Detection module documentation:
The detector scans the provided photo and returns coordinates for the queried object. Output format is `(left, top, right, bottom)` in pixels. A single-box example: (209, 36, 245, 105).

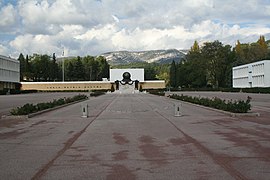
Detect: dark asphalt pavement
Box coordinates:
(0, 93, 269, 179)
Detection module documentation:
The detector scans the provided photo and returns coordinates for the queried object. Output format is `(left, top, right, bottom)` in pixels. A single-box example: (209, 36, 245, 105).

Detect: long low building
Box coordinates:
(233, 60, 270, 88)
(20, 81, 165, 91)
(21, 68, 165, 91)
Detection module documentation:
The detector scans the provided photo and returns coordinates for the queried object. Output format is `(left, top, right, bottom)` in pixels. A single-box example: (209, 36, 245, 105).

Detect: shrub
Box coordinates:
(10, 103, 37, 115)
(148, 89, 165, 96)
(176, 87, 270, 94)
(10, 94, 88, 115)
(89, 90, 106, 97)
(169, 94, 251, 113)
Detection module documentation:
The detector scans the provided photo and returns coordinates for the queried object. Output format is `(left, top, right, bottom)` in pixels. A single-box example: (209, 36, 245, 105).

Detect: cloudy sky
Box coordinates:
(0, 0, 270, 58)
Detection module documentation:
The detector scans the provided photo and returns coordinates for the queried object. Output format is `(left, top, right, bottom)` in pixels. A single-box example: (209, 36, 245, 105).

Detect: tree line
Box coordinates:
(18, 53, 110, 81)
(170, 36, 270, 89)
(18, 53, 168, 82)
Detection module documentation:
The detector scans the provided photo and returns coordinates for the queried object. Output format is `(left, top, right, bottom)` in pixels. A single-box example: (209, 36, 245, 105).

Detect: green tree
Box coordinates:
(235, 36, 269, 65)
(49, 53, 59, 81)
(144, 65, 157, 80)
(24, 55, 32, 81)
(31, 54, 51, 81)
(18, 53, 25, 81)
(169, 60, 177, 88)
(73, 56, 84, 80)
(82, 55, 95, 81)
(66, 61, 74, 81)
(183, 45, 207, 87)
(201, 41, 234, 88)
(257, 35, 268, 49)
(190, 40, 200, 53)
(96, 56, 109, 80)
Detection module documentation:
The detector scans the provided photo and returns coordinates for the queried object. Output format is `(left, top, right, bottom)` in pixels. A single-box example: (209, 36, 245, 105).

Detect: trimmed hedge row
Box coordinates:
(169, 94, 251, 113)
(89, 90, 106, 97)
(170, 87, 270, 94)
(10, 94, 88, 115)
(147, 89, 165, 96)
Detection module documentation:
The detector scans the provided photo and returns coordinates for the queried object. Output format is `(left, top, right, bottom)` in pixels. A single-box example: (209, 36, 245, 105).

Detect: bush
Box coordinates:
(89, 90, 106, 97)
(10, 103, 37, 115)
(147, 89, 165, 96)
(176, 87, 270, 94)
(10, 94, 88, 115)
(169, 94, 251, 113)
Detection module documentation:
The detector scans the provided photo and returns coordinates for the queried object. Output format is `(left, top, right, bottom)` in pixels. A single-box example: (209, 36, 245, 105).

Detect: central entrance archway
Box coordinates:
(115, 72, 139, 93)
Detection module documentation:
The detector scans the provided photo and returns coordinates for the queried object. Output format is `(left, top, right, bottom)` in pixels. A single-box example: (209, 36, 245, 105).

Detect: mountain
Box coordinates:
(101, 49, 187, 65)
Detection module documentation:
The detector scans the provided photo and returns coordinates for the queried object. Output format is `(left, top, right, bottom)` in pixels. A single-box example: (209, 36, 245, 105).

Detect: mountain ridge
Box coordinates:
(101, 49, 188, 65)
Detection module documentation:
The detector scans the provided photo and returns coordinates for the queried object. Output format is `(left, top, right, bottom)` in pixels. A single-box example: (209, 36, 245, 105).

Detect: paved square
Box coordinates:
(0, 93, 269, 179)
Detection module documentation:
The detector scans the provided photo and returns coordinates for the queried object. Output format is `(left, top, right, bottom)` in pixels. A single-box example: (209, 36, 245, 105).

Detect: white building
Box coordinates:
(232, 60, 270, 88)
(0, 55, 20, 91)
(110, 68, 144, 82)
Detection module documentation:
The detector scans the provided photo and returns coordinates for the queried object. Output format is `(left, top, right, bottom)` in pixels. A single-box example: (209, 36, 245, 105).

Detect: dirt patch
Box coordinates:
(215, 130, 270, 159)
(68, 131, 74, 134)
(90, 154, 101, 164)
(211, 118, 236, 126)
(70, 146, 88, 152)
(195, 168, 210, 180)
(233, 127, 270, 139)
(0, 130, 27, 139)
(30, 120, 47, 127)
(67, 154, 82, 158)
(112, 150, 129, 161)
(71, 154, 101, 164)
(106, 164, 136, 180)
(0, 117, 27, 128)
(113, 133, 129, 145)
(138, 135, 168, 166)
(139, 135, 155, 144)
(169, 137, 189, 145)
(238, 112, 270, 125)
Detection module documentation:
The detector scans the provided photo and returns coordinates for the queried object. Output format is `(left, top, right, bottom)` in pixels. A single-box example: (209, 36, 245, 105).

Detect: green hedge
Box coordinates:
(147, 89, 165, 96)
(173, 87, 270, 94)
(169, 94, 251, 113)
(89, 90, 106, 97)
(10, 94, 88, 115)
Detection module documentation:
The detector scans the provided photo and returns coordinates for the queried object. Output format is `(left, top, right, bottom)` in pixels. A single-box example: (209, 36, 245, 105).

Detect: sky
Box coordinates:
(0, 0, 270, 58)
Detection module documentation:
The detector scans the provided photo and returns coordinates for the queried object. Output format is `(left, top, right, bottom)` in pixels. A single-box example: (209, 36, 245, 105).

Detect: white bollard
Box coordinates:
(174, 103, 182, 117)
(81, 103, 88, 118)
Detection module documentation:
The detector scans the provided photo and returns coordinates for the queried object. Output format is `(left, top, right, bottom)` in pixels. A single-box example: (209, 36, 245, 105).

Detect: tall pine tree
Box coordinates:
(169, 60, 177, 88)
(18, 53, 25, 81)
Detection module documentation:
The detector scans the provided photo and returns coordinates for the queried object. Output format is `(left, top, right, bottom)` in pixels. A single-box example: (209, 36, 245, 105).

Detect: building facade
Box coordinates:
(20, 68, 166, 91)
(232, 60, 270, 88)
(110, 69, 144, 82)
(0, 55, 20, 91)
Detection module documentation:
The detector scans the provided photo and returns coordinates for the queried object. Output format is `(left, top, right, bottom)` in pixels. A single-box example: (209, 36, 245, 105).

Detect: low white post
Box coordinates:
(81, 103, 88, 118)
(174, 103, 182, 117)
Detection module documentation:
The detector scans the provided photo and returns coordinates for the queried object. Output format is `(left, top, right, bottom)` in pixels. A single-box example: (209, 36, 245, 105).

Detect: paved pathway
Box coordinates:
(0, 93, 269, 179)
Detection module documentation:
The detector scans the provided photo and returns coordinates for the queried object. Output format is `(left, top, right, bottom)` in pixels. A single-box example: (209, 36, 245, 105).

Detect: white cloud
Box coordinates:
(0, 44, 8, 55)
(17, 0, 113, 35)
(1, 0, 270, 58)
(0, 4, 18, 31)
